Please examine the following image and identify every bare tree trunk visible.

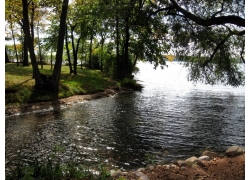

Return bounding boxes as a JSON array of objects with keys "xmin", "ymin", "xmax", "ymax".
[
  {"xmin": 22, "ymin": 0, "xmax": 41, "ymax": 87},
  {"xmin": 19, "ymin": 21, "xmax": 29, "ymax": 66},
  {"xmin": 50, "ymin": 48, "xmax": 53, "ymax": 70},
  {"xmin": 123, "ymin": 16, "xmax": 130, "ymax": 78},
  {"xmin": 115, "ymin": 13, "xmax": 120, "ymax": 79},
  {"xmin": 9, "ymin": 15, "xmax": 19, "ymax": 67},
  {"xmin": 88, "ymin": 33, "xmax": 93, "ymax": 69},
  {"xmin": 50, "ymin": 0, "xmax": 69, "ymax": 91},
  {"xmin": 37, "ymin": 21, "xmax": 43, "ymax": 69},
  {"xmin": 65, "ymin": 25, "xmax": 73, "ymax": 74}
]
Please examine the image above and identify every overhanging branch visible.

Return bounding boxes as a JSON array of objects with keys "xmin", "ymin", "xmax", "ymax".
[{"xmin": 169, "ymin": 0, "xmax": 245, "ymax": 27}]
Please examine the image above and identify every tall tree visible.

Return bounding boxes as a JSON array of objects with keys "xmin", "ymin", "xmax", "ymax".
[{"xmin": 50, "ymin": 0, "xmax": 69, "ymax": 91}]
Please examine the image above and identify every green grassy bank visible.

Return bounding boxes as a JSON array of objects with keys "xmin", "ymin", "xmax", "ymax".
[{"xmin": 5, "ymin": 63, "xmax": 117, "ymax": 106}]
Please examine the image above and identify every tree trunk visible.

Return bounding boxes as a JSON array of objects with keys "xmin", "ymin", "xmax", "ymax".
[
  {"xmin": 50, "ymin": 0, "xmax": 69, "ymax": 91},
  {"xmin": 5, "ymin": 47, "xmax": 10, "ymax": 63},
  {"xmin": 21, "ymin": 23, "xmax": 29, "ymax": 66},
  {"xmin": 65, "ymin": 25, "xmax": 73, "ymax": 74},
  {"xmin": 88, "ymin": 33, "xmax": 93, "ymax": 69},
  {"xmin": 10, "ymin": 15, "xmax": 19, "ymax": 67},
  {"xmin": 123, "ymin": 16, "xmax": 130, "ymax": 78},
  {"xmin": 70, "ymin": 25, "xmax": 80, "ymax": 75},
  {"xmin": 37, "ymin": 21, "xmax": 43, "ymax": 69},
  {"xmin": 50, "ymin": 48, "xmax": 53, "ymax": 70},
  {"xmin": 22, "ymin": 0, "xmax": 41, "ymax": 87},
  {"xmin": 115, "ymin": 14, "xmax": 120, "ymax": 79}
]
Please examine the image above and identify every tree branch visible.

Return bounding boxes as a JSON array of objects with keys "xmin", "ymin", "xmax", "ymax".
[
  {"xmin": 240, "ymin": 42, "xmax": 245, "ymax": 64},
  {"xmin": 211, "ymin": 1, "xmax": 224, "ymax": 18},
  {"xmin": 203, "ymin": 34, "xmax": 232, "ymax": 66},
  {"xmin": 169, "ymin": 0, "xmax": 245, "ymax": 27}
]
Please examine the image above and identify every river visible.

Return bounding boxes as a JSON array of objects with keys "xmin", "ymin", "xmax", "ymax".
[{"xmin": 5, "ymin": 61, "xmax": 245, "ymax": 172}]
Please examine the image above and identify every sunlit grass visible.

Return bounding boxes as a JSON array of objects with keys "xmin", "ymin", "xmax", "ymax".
[{"xmin": 5, "ymin": 63, "xmax": 116, "ymax": 105}]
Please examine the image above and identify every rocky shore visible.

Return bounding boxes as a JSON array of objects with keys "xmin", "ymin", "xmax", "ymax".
[{"xmin": 111, "ymin": 146, "xmax": 245, "ymax": 180}]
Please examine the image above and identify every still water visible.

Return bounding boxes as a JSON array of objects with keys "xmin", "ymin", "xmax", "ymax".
[{"xmin": 5, "ymin": 62, "xmax": 245, "ymax": 171}]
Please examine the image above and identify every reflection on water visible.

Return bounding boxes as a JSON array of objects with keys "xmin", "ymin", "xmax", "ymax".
[{"xmin": 5, "ymin": 62, "xmax": 245, "ymax": 171}]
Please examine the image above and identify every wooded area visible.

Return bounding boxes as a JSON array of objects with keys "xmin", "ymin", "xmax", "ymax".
[{"xmin": 5, "ymin": 0, "xmax": 245, "ymax": 92}]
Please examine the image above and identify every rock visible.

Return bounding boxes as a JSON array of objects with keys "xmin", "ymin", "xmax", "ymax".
[
  {"xmin": 137, "ymin": 168, "xmax": 146, "ymax": 172},
  {"xmin": 177, "ymin": 160, "xmax": 188, "ymax": 167},
  {"xmin": 163, "ymin": 164, "xmax": 170, "ymax": 169},
  {"xmin": 169, "ymin": 164, "xmax": 177, "ymax": 169},
  {"xmin": 139, "ymin": 175, "xmax": 150, "ymax": 180},
  {"xmin": 135, "ymin": 171, "xmax": 150, "ymax": 180},
  {"xmin": 122, "ymin": 172, "xmax": 129, "ymax": 175},
  {"xmin": 186, "ymin": 156, "xmax": 199, "ymax": 164},
  {"xmin": 146, "ymin": 165, "xmax": 154, "ymax": 170},
  {"xmin": 135, "ymin": 172, "xmax": 145, "ymax": 177},
  {"xmin": 225, "ymin": 146, "xmax": 244, "ymax": 157},
  {"xmin": 110, "ymin": 169, "xmax": 122, "ymax": 177},
  {"xmin": 180, "ymin": 166, "xmax": 187, "ymax": 170},
  {"xmin": 186, "ymin": 156, "xmax": 204, "ymax": 167},
  {"xmin": 198, "ymin": 156, "xmax": 210, "ymax": 161},
  {"xmin": 203, "ymin": 150, "xmax": 218, "ymax": 158}
]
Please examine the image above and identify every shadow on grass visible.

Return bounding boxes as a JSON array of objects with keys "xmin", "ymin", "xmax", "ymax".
[{"xmin": 5, "ymin": 78, "xmax": 33, "ymax": 93}]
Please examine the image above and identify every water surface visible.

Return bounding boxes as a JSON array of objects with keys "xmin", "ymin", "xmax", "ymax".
[{"xmin": 5, "ymin": 62, "xmax": 245, "ymax": 171}]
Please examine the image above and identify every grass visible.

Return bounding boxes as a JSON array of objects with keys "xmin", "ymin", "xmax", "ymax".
[
  {"xmin": 5, "ymin": 63, "xmax": 117, "ymax": 106},
  {"xmin": 5, "ymin": 143, "xmax": 118, "ymax": 180}
]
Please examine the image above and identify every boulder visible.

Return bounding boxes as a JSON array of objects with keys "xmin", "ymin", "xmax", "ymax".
[
  {"xmin": 202, "ymin": 150, "xmax": 218, "ymax": 158},
  {"xmin": 225, "ymin": 146, "xmax": 244, "ymax": 157}
]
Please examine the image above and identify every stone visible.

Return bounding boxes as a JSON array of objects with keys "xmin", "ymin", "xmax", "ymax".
[
  {"xmin": 225, "ymin": 146, "xmax": 244, "ymax": 157},
  {"xmin": 139, "ymin": 175, "xmax": 150, "ymax": 180},
  {"xmin": 163, "ymin": 164, "xmax": 170, "ymax": 169},
  {"xmin": 198, "ymin": 156, "xmax": 210, "ymax": 161},
  {"xmin": 202, "ymin": 150, "xmax": 218, "ymax": 158},
  {"xmin": 122, "ymin": 172, "xmax": 129, "ymax": 175},
  {"xmin": 137, "ymin": 168, "xmax": 146, "ymax": 172},
  {"xmin": 110, "ymin": 169, "xmax": 122, "ymax": 177},
  {"xmin": 186, "ymin": 156, "xmax": 199, "ymax": 164},
  {"xmin": 186, "ymin": 156, "xmax": 204, "ymax": 167},
  {"xmin": 169, "ymin": 164, "xmax": 177, "ymax": 169},
  {"xmin": 146, "ymin": 165, "xmax": 154, "ymax": 170},
  {"xmin": 180, "ymin": 166, "xmax": 187, "ymax": 170},
  {"xmin": 177, "ymin": 160, "xmax": 188, "ymax": 167},
  {"xmin": 135, "ymin": 172, "xmax": 145, "ymax": 177}
]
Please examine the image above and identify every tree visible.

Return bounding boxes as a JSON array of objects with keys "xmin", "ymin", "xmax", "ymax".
[
  {"xmin": 149, "ymin": 0, "xmax": 245, "ymax": 86},
  {"xmin": 21, "ymin": 0, "xmax": 69, "ymax": 91}
]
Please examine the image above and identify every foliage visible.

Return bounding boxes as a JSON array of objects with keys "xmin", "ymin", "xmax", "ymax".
[
  {"xmin": 144, "ymin": 152, "xmax": 156, "ymax": 165},
  {"xmin": 118, "ymin": 78, "xmax": 136, "ymax": 88}
]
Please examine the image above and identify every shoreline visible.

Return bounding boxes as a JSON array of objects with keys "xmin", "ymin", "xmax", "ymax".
[
  {"xmin": 5, "ymin": 86, "xmax": 122, "ymax": 116},
  {"xmin": 112, "ymin": 147, "xmax": 245, "ymax": 180}
]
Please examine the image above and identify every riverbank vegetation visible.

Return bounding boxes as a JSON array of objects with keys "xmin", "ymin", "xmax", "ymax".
[{"xmin": 5, "ymin": 63, "xmax": 119, "ymax": 105}]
